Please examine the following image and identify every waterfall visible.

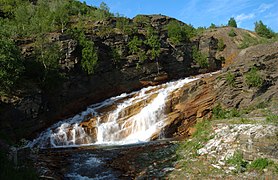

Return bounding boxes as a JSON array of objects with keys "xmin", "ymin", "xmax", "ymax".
[{"xmin": 28, "ymin": 76, "xmax": 200, "ymax": 148}]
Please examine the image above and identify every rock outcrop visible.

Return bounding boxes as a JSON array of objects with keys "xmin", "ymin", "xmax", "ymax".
[{"xmin": 0, "ymin": 15, "xmax": 222, "ymax": 141}]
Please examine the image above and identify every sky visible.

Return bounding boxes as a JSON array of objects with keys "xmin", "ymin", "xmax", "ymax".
[{"xmin": 83, "ymin": 0, "xmax": 278, "ymax": 32}]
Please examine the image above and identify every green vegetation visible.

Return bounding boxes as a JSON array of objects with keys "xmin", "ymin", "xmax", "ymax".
[
  {"xmin": 255, "ymin": 20, "xmax": 276, "ymax": 39},
  {"xmin": 212, "ymin": 104, "xmax": 241, "ymax": 119},
  {"xmin": 0, "ymin": 38, "xmax": 24, "ymax": 94},
  {"xmin": 226, "ymin": 151, "xmax": 247, "ymax": 173},
  {"xmin": 226, "ymin": 72, "xmax": 236, "ymax": 87},
  {"xmin": 68, "ymin": 28, "xmax": 98, "ymax": 74},
  {"xmin": 166, "ymin": 20, "xmax": 196, "ymax": 44},
  {"xmin": 145, "ymin": 28, "xmax": 161, "ymax": 60},
  {"xmin": 217, "ymin": 38, "xmax": 225, "ymax": 51},
  {"xmin": 128, "ymin": 36, "xmax": 147, "ymax": 62},
  {"xmin": 192, "ymin": 46, "xmax": 208, "ymax": 68},
  {"xmin": 228, "ymin": 28, "xmax": 237, "ymax": 37},
  {"xmin": 245, "ymin": 66, "xmax": 263, "ymax": 87},
  {"xmin": 133, "ymin": 15, "xmax": 150, "ymax": 27},
  {"xmin": 266, "ymin": 114, "xmax": 278, "ymax": 125},
  {"xmin": 238, "ymin": 33, "xmax": 269, "ymax": 49},
  {"xmin": 248, "ymin": 158, "xmax": 273, "ymax": 171},
  {"xmin": 209, "ymin": 23, "xmax": 216, "ymax": 29},
  {"xmin": 178, "ymin": 120, "xmax": 213, "ymax": 158},
  {"xmin": 228, "ymin": 17, "xmax": 237, "ymax": 28}
]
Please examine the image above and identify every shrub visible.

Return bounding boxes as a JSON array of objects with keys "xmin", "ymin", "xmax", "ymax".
[
  {"xmin": 248, "ymin": 158, "xmax": 272, "ymax": 171},
  {"xmin": 209, "ymin": 23, "xmax": 216, "ymax": 29},
  {"xmin": 192, "ymin": 46, "xmax": 208, "ymax": 68},
  {"xmin": 228, "ymin": 17, "xmax": 237, "ymax": 28},
  {"xmin": 245, "ymin": 66, "xmax": 263, "ymax": 87},
  {"xmin": 238, "ymin": 33, "xmax": 261, "ymax": 49},
  {"xmin": 68, "ymin": 28, "xmax": 98, "ymax": 74},
  {"xmin": 133, "ymin": 15, "xmax": 150, "ymax": 27},
  {"xmin": 228, "ymin": 29, "xmax": 236, "ymax": 37},
  {"xmin": 212, "ymin": 104, "xmax": 241, "ymax": 119},
  {"xmin": 227, "ymin": 151, "xmax": 247, "ymax": 173},
  {"xmin": 217, "ymin": 38, "xmax": 225, "ymax": 51},
  {"xmin": 167, "ymin": 20, "xmax": 185, "ymax": 44},
  {"xmin": 266, "ymin": 114, "xmax": 278, "ymax": 125},
  {"xmin": 128, "ymin": 36, "xmax": 143, "ymax": 54},
  {"xmin": 0, "ymin": 38, "xmax": 24, "ymax": 94},
  {"xmin": 226, "ymin": 72, "xmax": 236, "ymax": 86},
  {"xmin": 255, "ymin": 20, "xmax": 275, "ymax": 39},
  {"xmin": 145, "ymin": 35, "xmax": 161, "ymax": 60},
  {"xmin": 166, "ymin": 21, "xmax": 196, "ymax": 44}
]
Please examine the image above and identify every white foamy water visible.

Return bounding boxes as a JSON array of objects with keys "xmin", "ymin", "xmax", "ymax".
[{"xmin": 28, "ymin": 76, "xmax": 201, "ymax": 148}]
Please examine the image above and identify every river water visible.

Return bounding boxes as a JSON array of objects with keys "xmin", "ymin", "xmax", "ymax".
[{"xmin": 27, "ymin": 74, "xmax": 212, "ymax": 179}]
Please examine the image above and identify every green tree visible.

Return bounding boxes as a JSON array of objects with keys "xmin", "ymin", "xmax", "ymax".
[
  {"xmin": 228, "ymin": 17, "xmax": 237, "ymax": 28},
  {"xmin": 68, "ymin": 28, "xmax": 98, "ymax": 74},
  {"xmin": 145, "ymin": 35, "xmax": 161, "ymax": 60},
  {"xmin": 128, "ymin": 36, "xmax": 143, "ymax": 54},
  {"xmin": 209, "ymin": 23, "xmax": 216, "ymax": 29},
  {"xmin": 51, "ymin": 0, "xmax": 69, "ymax": 33},
  {"xmin": 254, "ymin": 20, "xmax": 275, "ymax": 39},
  {"xmin": 0, "ymin": 38, "xmax": 24, "ymax": 93},
  {"xmin": 167, "ymin": 20, "xmax": 187, "ymax": 44},
  {"xmin": 192, "ymin": 46, "xmax": 208, "ymax": 68},
  {"xmin": 228, "ymin": 28, "xmax": 237, "ymax": 37},
  {"xmin": 217, "ymin": 38, "xmax": 225, "ymax": 51}
]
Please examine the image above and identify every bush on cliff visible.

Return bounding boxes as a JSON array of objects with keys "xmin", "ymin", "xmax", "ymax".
[
  {"xmin": 255, "ymin": 20, "xmax": 276, "ymax": 39},
  {"xmin": 166, "ymin": 20, "xmax": 196, "ymax": 44},
  {"xmin": 0, "ymin": 38, "xmax": 24, "ymax": 94},
  {"xmin": 192, "ymin": 46, "xmax": 208, "ymax": 68},
  {"xmin": 68, "ymin": 28, "xmax": 98, "ymax": 74}
]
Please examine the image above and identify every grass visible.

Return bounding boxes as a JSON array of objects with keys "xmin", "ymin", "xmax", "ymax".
[
  {"xmin": 226, "ymin": 151, "xmax": 248, "ymax": 173},
  {"xmin": 247, "ymin": 158, "xmax": 273, "ymax": 171},
  {"xmin": 226, "ymin": 72, "xmax": 236, "ymax": 87},
  {"xmin": 266, "ymin": 114, "xmax": 278, "ymax": 125},
  {"xmin": 212, "ymin": 104, "xmax": 241, "ymax": 119},
  {"xmin": 244, "ymin": 66, "xmax": 263, "ymax": 88},
  {"xmin": 177, "ymin": 120, "xmax": 213, "ymax": 158}
]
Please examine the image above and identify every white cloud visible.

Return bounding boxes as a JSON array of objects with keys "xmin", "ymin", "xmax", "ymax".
[
  {"xmin": 257, "ymin": 3, "xmax": 274, "ymax": 13},
  {"xmin": 235, "ymin": 13, "xmax": 255, "ymax": 22}
]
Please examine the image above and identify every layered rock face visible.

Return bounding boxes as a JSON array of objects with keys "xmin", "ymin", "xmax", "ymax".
[{"xmin": 0, "ymin": 15, "xmax": 222, "ymax": 140}]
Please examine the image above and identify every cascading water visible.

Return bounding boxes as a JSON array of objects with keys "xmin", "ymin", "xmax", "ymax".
[{"xmin": 28, "ymin": 76, "xmax": 200, "ymax": 148}]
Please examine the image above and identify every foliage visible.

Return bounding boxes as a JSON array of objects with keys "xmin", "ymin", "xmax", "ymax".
[
  {"xmin": 128, "ymin": 36, "xmax": 148, "ymax": 62},
  {"xmin": 226, "ymin": 72, "xmax": 236, "ymax": 87},
  {"xmin": 128, "ymin": 36, "xmax": 143, "ymax": 54},
  {"xmin": 133, "ymin": 15, "xmax": 150, "ymax": 27},
  {"xmin": 116, "ymin": 17, "xmax": 135, "ymax": 35},
  {"xmin": 145, "ymin": 30, "xmax": 161, "ymax": 60},
  {"xmin": 192, "ymin": 46, "xmax": 208, "ymax": 68},
  {"xmin": 166, "ymin": 20, "xmax": 196, "ymax": 44},
  {"xmin": 226, "ymin": 151, "xmax": 247, "ymax": 173},
  {"xmin": 68, "ymin": 28, "xmax": 98, "ymax": 74},
  {"xmin": 0, "ymin": 38, "xmax": 24, "ymax": 94},
  {"xmin": 228, "ymin": 28, "xmax": 237, "ymax": 37},
  {"xmin": 178, "ymin": 120, "xmax": 213, "ymax": 158},
  {"xmin": 266, "ymin": 114, "xmax": 278, "ymax": 125},
  {"xmin": 89, "ymin": 2, "xmax": 113, "ymax": 21},
  {"xmin": 245, "ymin": 66, "xmax": 263, "ymax": 87},
  {"xmin": 238, "ymin": 33, "xmax": 263, "ymax": 49},
  {"xmin": 217, "ymin": 38, "xmax": 225, "ymax": 51},
  {"xmin": 209, "ymin": 23, "xmax": 216, "ymax": 29},
  {"xmin": 212, "ymin": 104, "xmax": 241, "ymax": 119},
  {"xmin": 255, "ymin": 20, "xmax": 275, "ymax": 39},
  {"xmin": 228, "ymin": 17, "xmax": 237, "ymax": 28},
  {"xmin": 248, "ymin": 158, "xmax": 272, "ymax": 171}
]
